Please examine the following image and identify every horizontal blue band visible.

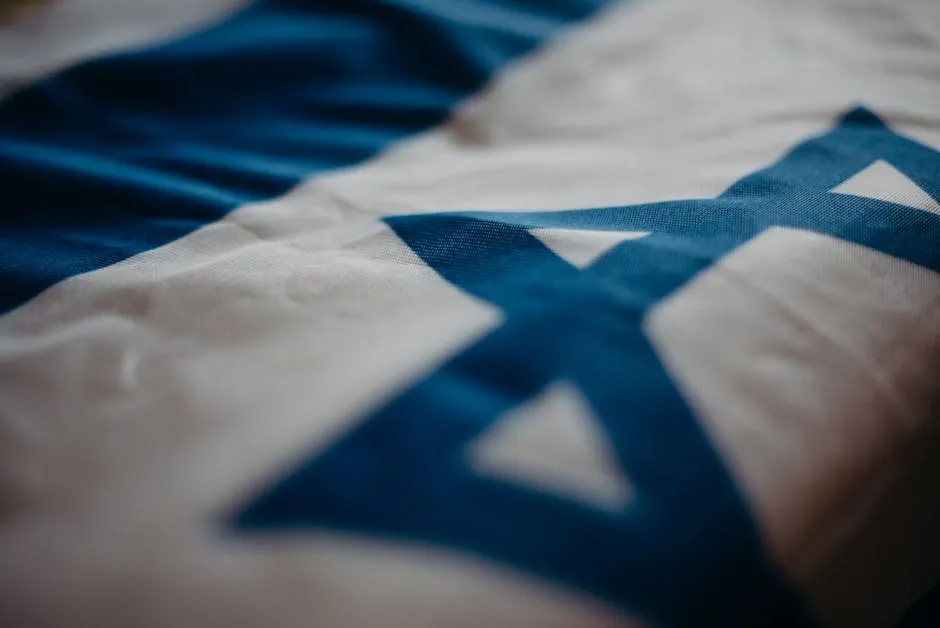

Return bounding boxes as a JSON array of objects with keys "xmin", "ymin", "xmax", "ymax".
[{"xmin": 0, "ymin": 0, "xmax": 608, "ymax": 314}]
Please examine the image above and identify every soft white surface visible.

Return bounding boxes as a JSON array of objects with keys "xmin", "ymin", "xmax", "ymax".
[
  {"xmin": 529, "ymin": 229, "xmax": 651, "ymax": 268},
  {"xmin": 468, "ymin": 379, "xmax": 633, "ymax": 510},
  {"xmin": 0, "ymin": 0, "xmax": 247, "ymax": 97},
  {"xmin": 832, "ymin": 160, "xmax": 940, "ymax": 215},
  {"xmin": 648, "ymin": 226, "xmax": 940, "ymax": 628}
]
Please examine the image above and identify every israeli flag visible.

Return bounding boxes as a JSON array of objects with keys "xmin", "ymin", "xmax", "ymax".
[{"xmin": 0, "ymin": 1, "xmax": 938, "ymax": 627}]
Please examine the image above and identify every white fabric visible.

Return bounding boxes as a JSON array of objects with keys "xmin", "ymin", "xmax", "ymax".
[
  {"xmin": 832, "ymin": 160, "xmax": 940, "ymax": 215},
  {"xmin": 468, "ymin": 379, "xmax": 633, "ymax": 510},
  {"xmin": 0, "ymin": 0, "xmax": 247, "ymax": 97}
]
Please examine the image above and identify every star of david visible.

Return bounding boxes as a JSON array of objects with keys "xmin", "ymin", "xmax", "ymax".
[{"xmin": 234, "ymin": 108, "xmax": 940, "ymax": 628}]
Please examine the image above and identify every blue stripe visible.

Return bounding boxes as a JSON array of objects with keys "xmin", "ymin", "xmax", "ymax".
[{"xmin": 0, "ymin": 0, "xmax": 608, "ymax": 314}]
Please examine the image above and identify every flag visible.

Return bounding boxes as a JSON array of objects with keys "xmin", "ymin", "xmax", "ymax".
[{"xmin": 1, "ymin": 1, "xmax": 939, "ymax": 627}]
